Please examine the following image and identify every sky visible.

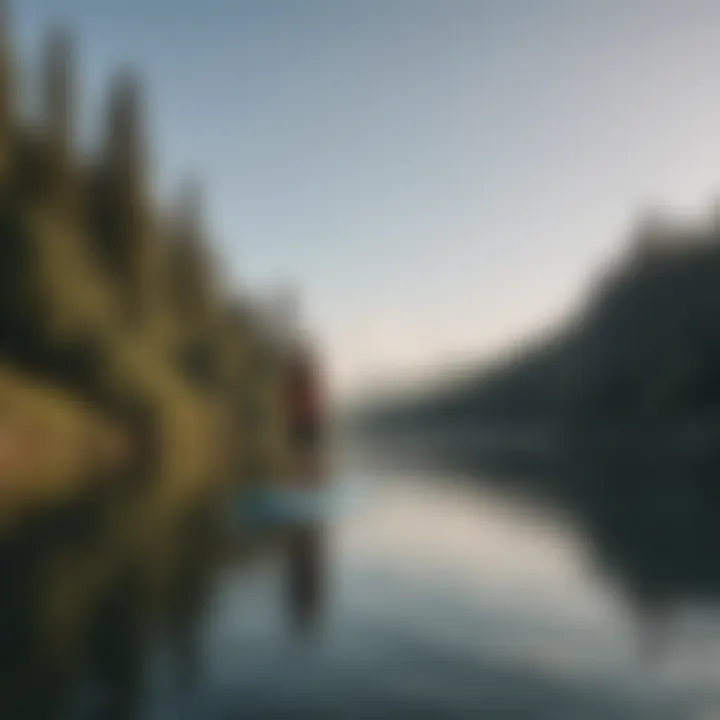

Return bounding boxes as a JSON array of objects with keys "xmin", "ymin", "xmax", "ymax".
[{"xmin": 11, "ymin": 0, "xmax": 720, "ymax": 400}]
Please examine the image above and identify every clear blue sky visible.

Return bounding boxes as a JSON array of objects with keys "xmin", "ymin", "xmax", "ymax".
[{"xmin": 12, "ymin": 1, "xmax": 720, "ymax": 398}]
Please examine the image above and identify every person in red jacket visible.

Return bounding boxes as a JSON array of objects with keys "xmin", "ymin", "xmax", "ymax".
[
  {"xmin": 285, "ymin": 338, "xmax": 327, "ymax": 635},
  {"xmin": 287, "ymin": 340, "xmax": 324, "ymax": 482}
]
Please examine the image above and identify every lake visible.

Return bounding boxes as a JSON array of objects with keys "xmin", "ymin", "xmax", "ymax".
[{"xmin": 141, "ymin": 451, "xmax": 720, "ymax": 720}]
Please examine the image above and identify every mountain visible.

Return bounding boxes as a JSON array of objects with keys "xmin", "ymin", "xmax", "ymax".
[{"xmin": 361, "ymin": 208, "xmax": 720, "ymax": 439}]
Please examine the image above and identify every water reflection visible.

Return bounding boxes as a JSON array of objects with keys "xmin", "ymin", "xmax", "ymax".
[
  {"xmin": 185, "ymin": 459, "xmax": 696, "ymax": 720},
  {"xmin": 3, "ymin": 447, "xmax": 720, "ymax": 718},
  {"xmin": 565, "ymin": 448, "xmax": 720, "ymax": 612},
  {"xmin": 0, "ymin": 482, "xmax": 326, "ymax": 719}
]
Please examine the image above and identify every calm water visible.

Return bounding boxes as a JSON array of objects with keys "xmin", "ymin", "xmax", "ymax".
[{"xmin": 142, "ymin": 460, "xmax": 720, "ymax": 720}]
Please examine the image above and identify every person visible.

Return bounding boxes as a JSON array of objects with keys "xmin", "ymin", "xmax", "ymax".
[
  {"xmin": 286, "ymin": 340, "xmax": 324, "ymax": 483},
  {"xmin": 284, "ymin": 339, "xmax": 327, "ymax": 635}
]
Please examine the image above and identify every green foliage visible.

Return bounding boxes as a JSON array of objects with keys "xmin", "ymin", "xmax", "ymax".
[{"xmin": 0, "ymin": 13, "xmax": 307, "ymax": 714}]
